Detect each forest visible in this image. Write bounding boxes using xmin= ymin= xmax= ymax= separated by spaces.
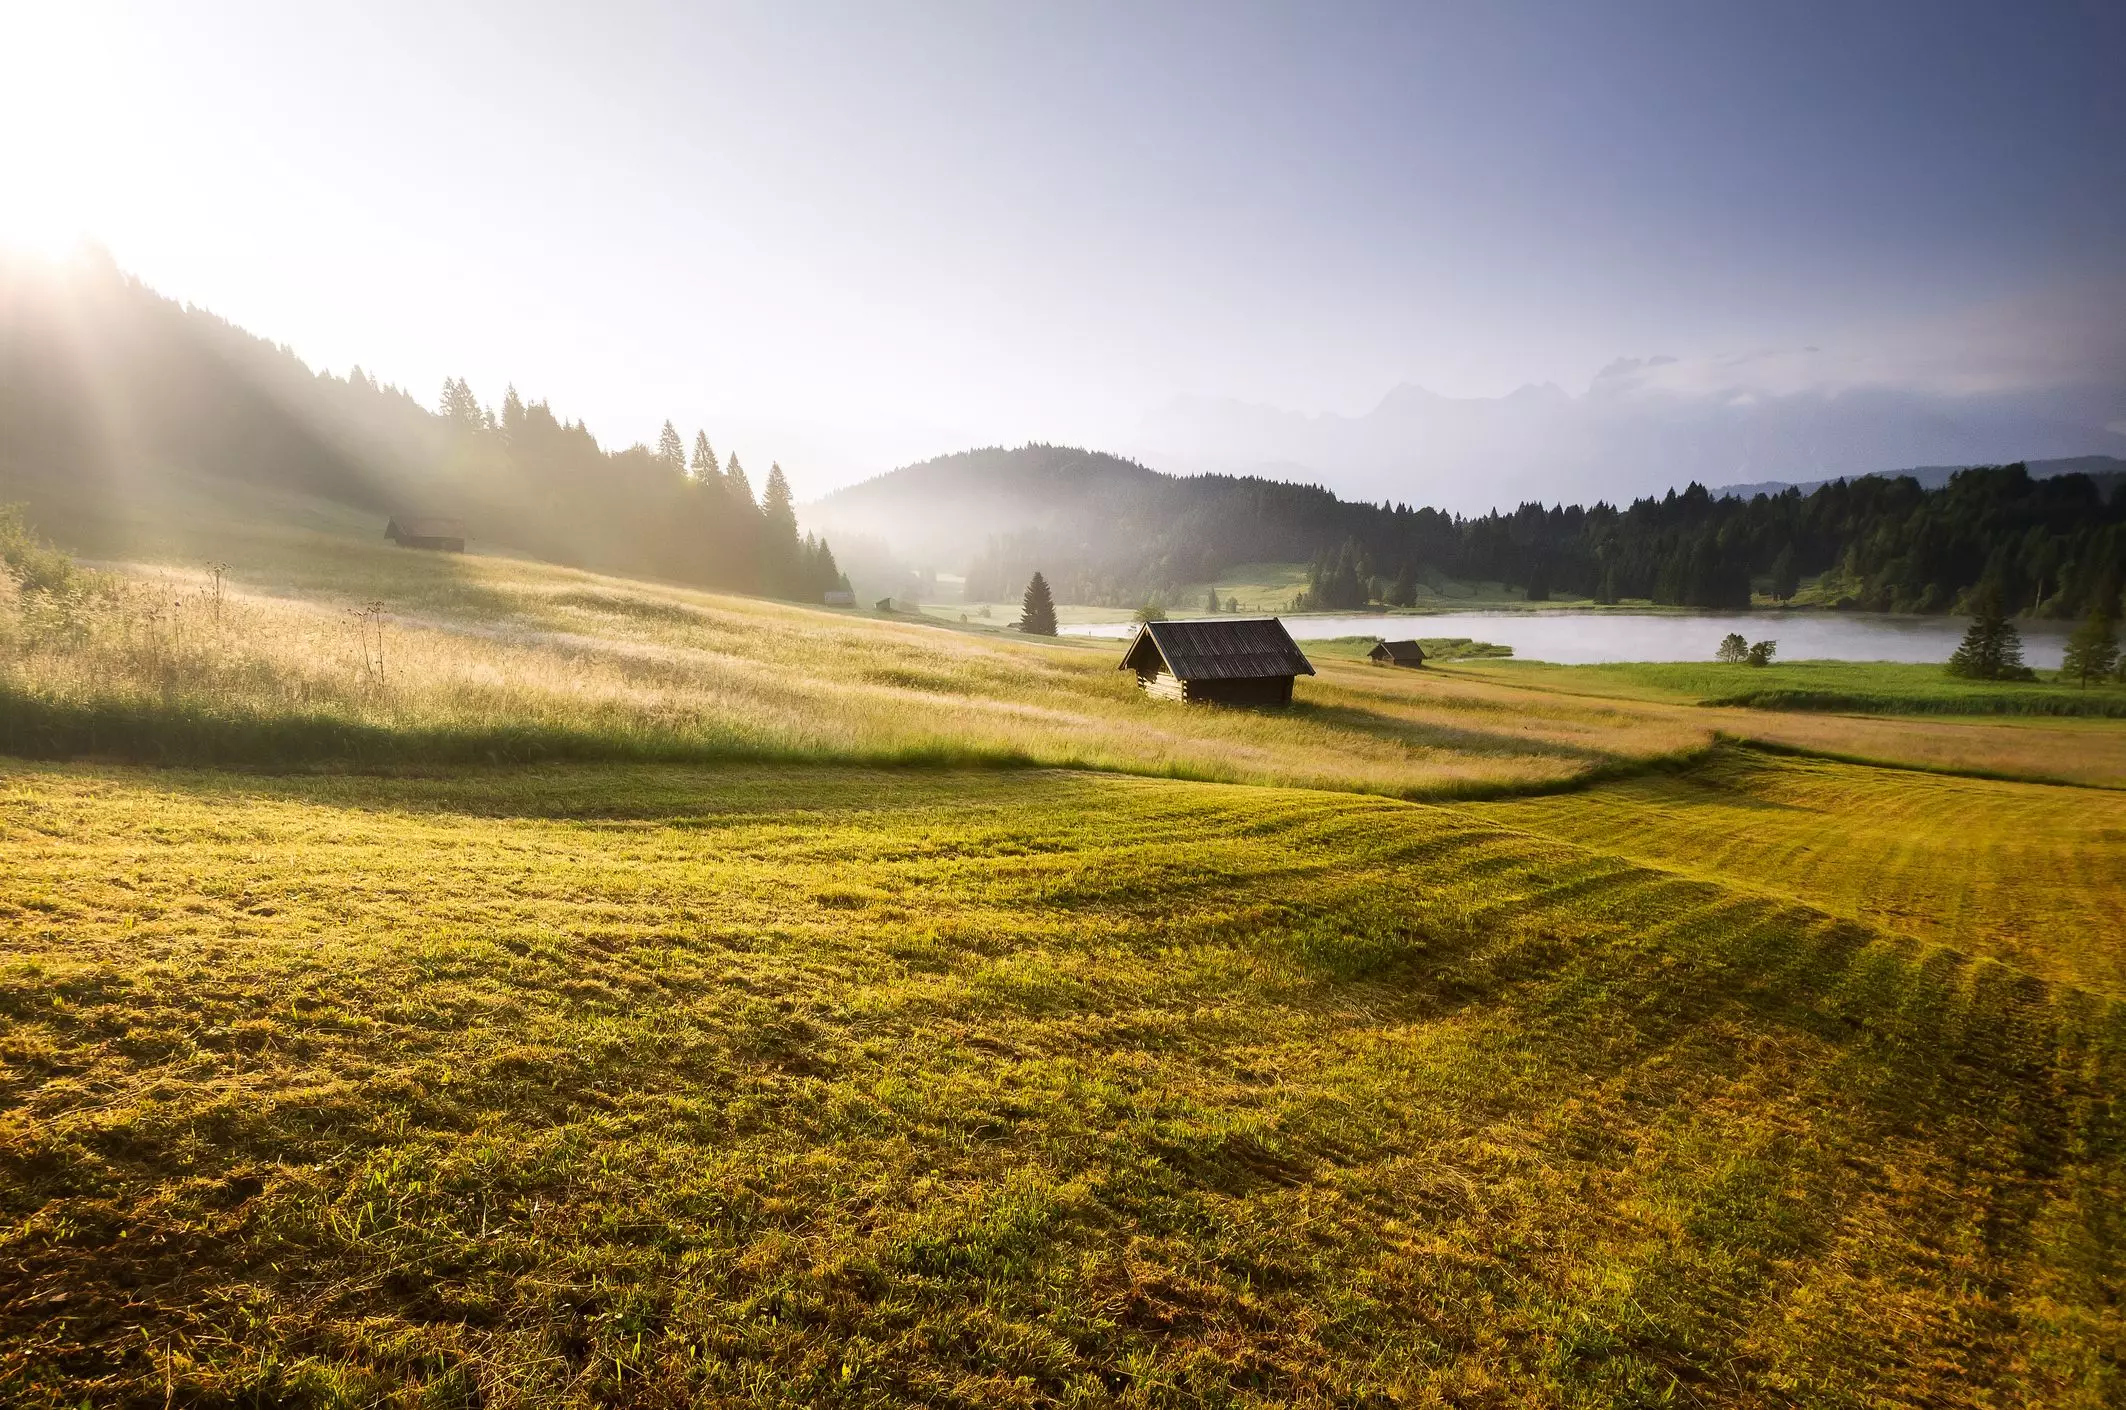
xmin=0 ymin=251 xmax=845 ymax=601
xmin=945 ymin=444 xmax=2126 ymax=615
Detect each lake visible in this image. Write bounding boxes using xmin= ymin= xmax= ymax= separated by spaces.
xmin=1062 ymin=610 xmax=2074 ymax=668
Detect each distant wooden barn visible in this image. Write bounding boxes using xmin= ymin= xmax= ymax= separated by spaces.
xmin=1369 ymin=639 xmax=1427 ymax=668
xmin=1119 ymin=617 xmax=1314 ymax=705
xmin=385 ymin=516 xmax=466 ymax=552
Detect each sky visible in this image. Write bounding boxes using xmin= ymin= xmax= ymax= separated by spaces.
xmin=4 ymin=0 xmax=2123 ymax=499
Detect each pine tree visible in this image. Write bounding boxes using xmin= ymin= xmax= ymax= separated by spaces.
xmin=762 ymin=463 xmax=797 ymax=535
xmin=725 ymin=453 xmax=755 ymax=510
xmin=2061 ymin=606 xmax=2119 ymax=687
xmin=1204 ymin=586 xmax=1220 ymax=614
xmin=691 ymin=431 xmax=718 ymax=483
xmin=1947 ymin=580 xmax=2032 ymax=680
xmin=1769 ymin=545 xmax=1799 ymax=602
xmin=1018 ymin=572 xmax=1058 ymax=636
xmin=656 ymin=421 xmax=686 ymax=474
xmin=760 ymin=463 xmax=801 ymax=594
xmin=501 ymin=385 xmax=525 ymax=444
xmin=1388 ymin=563 xmax=1417 ymax=607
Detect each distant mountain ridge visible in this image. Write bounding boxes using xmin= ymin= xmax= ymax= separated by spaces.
xmin=809 ymin=442 xmax=2125 ymax=620
xmin=1712 ymin=455 xmax=2126 ymax=500
xmin=1129 ymin=359 xmax=2126 ymax=511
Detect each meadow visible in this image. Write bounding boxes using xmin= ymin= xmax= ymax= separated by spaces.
xmin=0 ymin=525 xmax=1708 ymax=799
xmin=4 ymin=759 xmax=2121 ymax=1406
xmin=3 ymin=515 xmax=2124 ymax=1405
xmin=1458 ymin=658 xmax=2126 ymax=717
xmin=1473 ymin=744 xmax=2126 ymax=993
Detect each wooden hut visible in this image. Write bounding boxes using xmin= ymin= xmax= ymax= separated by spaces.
xmin=385 ymin=516 xmax=466 ymax=552
xmin=1118 ymin=617 xmax=1314 ymax=705
xmin=1368 ymin=639 xmax=1427 ymax=668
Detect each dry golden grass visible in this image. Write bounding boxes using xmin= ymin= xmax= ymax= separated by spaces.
xmin=0 ymin=540 xmax=1705 ymax=797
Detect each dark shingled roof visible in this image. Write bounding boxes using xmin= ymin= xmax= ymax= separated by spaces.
xmin=1118 ymin=618 xmax=1315 ymax=681
xmin=1370 ymin=639 xmax=1427 ymax=663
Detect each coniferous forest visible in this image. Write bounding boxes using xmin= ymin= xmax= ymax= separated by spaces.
xmin=932 ymin=445 xmax=2126 ymax=616
xmin=0 ymin=251 xmax=846 ymax=601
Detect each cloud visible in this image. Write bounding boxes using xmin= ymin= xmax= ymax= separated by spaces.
xmin=1593 ymin=282 xmax=2126 ymax=402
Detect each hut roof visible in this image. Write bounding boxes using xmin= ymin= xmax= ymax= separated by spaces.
xmin=388 ymin=516 xmax=466 ymax=540
xmin=1370 ymin=639 xmax=1427 ymax=663
xmin=1119 ymin=618 xmax=1315 ymax=681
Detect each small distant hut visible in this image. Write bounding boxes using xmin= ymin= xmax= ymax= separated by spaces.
xmin=1119 ymin=617 xmax=1314 ymax=705
xmin=385 ymin=516 xmax=466 ymax=552
xmin=1368 ymin=639 xmax=1427 ymax=668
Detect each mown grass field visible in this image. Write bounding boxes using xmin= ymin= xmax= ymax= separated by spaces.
xmin=1457 ymin=659 xmax=2126 ymax=717
xmin=4 ymin=759 xmax=2122 ymax=1406
xmin=1472 ymin=745 xmax=2126 ymax=994
xmin=4 ymin=515 xmax=2125 ymax=1405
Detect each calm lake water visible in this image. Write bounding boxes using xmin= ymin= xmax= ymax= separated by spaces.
xmin=1063 ymin=610 xmax=2073 ymax=669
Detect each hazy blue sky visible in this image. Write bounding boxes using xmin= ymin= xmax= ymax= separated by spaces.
xmin=6 ymin=1 xmax=2123 ymax=495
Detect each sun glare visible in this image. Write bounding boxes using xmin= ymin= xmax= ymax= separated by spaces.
xmin=0 ymin=4 xmax=112 ymax=261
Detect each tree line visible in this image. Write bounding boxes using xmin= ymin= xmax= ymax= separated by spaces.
xmin=434 ymin=378 xmax=845 ymax=601
xmin=951 ymin=445 xmax=2123 ymax=620
xmin=0 ymin=250 xmax=845 ymax=603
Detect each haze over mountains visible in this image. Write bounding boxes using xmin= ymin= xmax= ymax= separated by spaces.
xmin=1128 ymin=351 xmax=2126 ymax=513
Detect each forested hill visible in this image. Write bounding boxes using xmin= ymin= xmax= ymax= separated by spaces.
xmin=0 ymin=252 xmax=844 ymax=600
xmin=815 ymin=442 xmax=2126 ymax=616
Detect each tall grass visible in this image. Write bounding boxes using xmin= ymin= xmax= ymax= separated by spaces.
xmin=0 ymin=521 xmax=1705 ymax=795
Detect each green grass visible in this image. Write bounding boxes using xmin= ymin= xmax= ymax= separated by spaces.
xmin=5 ymin=511 xmax=2125 ymax=1405
xmin=0 ymin=527 xmax=1711 ymax=797
xmin=1469 ymin=744 xmax=2126 ymax=994
xmin=1303 ymin=635 xmax=1514 ymax=662
xmin=1457 ymin=659 xmax=2126 ymax=717
xmin=3 ymin=758 xmax=2121 ymax=1406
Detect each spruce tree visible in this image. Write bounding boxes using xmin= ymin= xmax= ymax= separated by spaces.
xmin=657 ymin=420 xmax=686 ymax=472
xmin=725 ymin=453 xmax=756 ymax=510
xmin=501 ymin=385 xmax=525 ymax=443
xmin=2061 ymin=606 xmax=2119 ymax=687
xmin=1388 ymin=563 xmax=1416 ymax=607
xmin=691 ymin=431 xmax=718 ymax=483
xmin=1947 ymin=580 xmax=2031 ymax=680
xmin=1205 ymin=586 xmax=1220 ymax=614
xmin=762 ymin=463 xmax=798 ymax=536
xmin=1769 ymin=545 xmax=1799 ymax=602
xmin=1019 ymin=572 xmax=1058 ymax=636
xmin=760 ymin=463 xmax=801 ymax=594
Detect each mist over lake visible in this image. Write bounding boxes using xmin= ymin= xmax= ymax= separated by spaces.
xmin=1066 ymin=610 xmax=2075 ymax=668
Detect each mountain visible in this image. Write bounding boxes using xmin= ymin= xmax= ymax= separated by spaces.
xmin=1128 ymin=357 xmax=2126 ymax=512
xmin=0 ymin=252 xmax=843 ymax=599
xmin=1714 ymin=454 xmax=2126 ymax=500
xmin=808 ymin=442 xmax=2126 ymax=618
